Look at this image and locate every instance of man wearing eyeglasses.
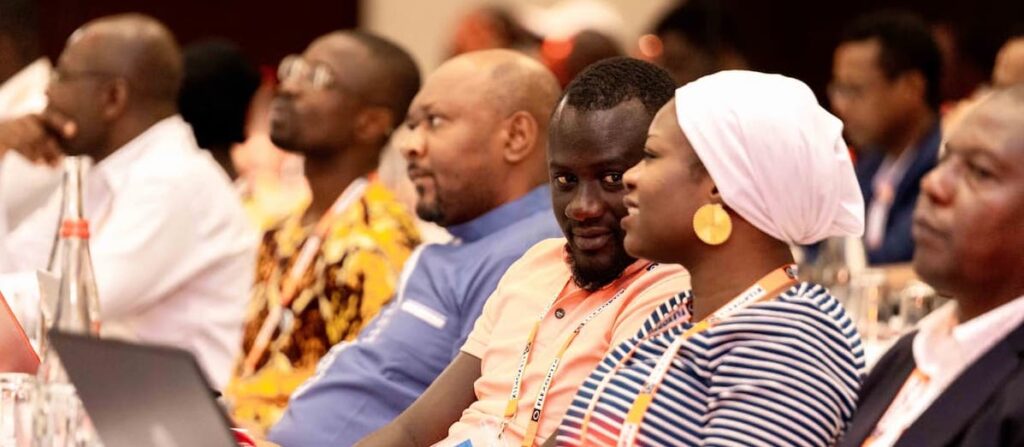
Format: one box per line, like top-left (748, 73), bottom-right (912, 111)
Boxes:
top-left (265, 49), bottom-right (565, 447)
top-left (224, 31), bottom-right (423, 435)
top-left (829, 11), bottom-right (942, 265)
top-left (0, 14), bottom-right (257, 388)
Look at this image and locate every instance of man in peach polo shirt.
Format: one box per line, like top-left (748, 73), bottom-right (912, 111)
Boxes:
top-left (357, 58), bottom-right (689, 446)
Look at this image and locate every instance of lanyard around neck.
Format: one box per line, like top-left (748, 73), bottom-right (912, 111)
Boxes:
top-left (501, 264), bottom-right (652, 447)
top-left (280, 177), bottom-right (370, 306)
top-left (240, 177), bottom-right (369, 377)
top-left (576, 264), bottom-right (798, 446)
top-left (861, 368), bottom-right (930, 447)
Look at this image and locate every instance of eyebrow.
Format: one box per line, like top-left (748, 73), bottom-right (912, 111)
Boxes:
top-left (943, 142), bottom-right (1007, 166)
top-left (548, 158), bottom-right (634, 170)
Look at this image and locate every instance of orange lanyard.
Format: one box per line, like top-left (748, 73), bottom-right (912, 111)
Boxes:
top-left (241, 177), bottom-right (370, 377)
top-left (861, 368), bottom-right (931, 447)
top-left (501, 265), bottom-right (652, 447)
top-left (577, 265), bottom-right (798, 446)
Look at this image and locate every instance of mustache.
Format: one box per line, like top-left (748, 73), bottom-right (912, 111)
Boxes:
top-left (563, 221), bottom-right (624, 238)
top-left (270, 96), bottom-right (295, 114)
top-left (406, 164), bottom-right (430, 176)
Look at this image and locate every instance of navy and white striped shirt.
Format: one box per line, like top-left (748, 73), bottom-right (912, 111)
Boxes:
top-left (556, 283), bottom-right (865, 447)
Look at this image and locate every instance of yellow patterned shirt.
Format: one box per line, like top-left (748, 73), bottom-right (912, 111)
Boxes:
top-left (226, 179), bottom-right (420, 434)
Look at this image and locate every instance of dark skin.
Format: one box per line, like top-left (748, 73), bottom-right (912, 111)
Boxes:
top-left (830, 39), bottom-right (936, 156)
top-left (357, 49), bottom-right (559, 447)
top-left (542, 99), bottom-right (841, 446)
top-left (540, 100), bottom-right (652, 447)
top-left (269, 32), bottom-right (394, 224)
top-left (622, 99), bottom-right (793, 321)
top-left (912, 88), bottom-right (1024, 323)
top-left (0, 114), bottom-right (70, 165)
top-left (399, 49), bottom-right (556, 227)
top-left (548, 98), bottom-right (647, 291)
top-left (357, 85), bottom-right (653, 447)
top-left (0, 14), bottom-right (181, 165)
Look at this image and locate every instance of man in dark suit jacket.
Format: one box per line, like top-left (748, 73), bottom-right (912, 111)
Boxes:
top-left (829, 12), bottom-right (942, 265)
top-left (853, 124), bottom-right (940, 264)
top-left (840, 85), bottom-right (1024, 447)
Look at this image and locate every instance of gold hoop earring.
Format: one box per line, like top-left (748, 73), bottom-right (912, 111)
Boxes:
top-left (693, 203), bottom-right (732, 246)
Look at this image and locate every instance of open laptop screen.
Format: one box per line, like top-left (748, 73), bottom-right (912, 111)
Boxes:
top-left (47, 331), bottom-right (236, 447)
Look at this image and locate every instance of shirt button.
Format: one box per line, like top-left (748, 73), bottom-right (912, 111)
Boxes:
top-left (554, 308), bottom-right (566, 319)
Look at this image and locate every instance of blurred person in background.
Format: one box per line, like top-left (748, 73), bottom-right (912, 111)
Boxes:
top-left (830, 11), bottom-right (942, 265)
top-left (179, 38), bottom-right (261, 181)
top-left (543, 29), bottom-right (623, 87)
top-left (268, 48), bottom-right (564, 447)
top-left (0, 0), bottom-right (61, 234)
top-left (448, 5), bottom-right (539, 58)
top-left (942, 26), bottom-right (1024, 136)
top-left (0, 14), bottom-right (256, 389)
top-left (840, 84), bottom-right (1024, 447)
top-left (226, 30), bottom-right (422, 434)
top-left (649, 0), bottom-right (748, 86)
top-left (993, 28), bottom-right (1024, 88)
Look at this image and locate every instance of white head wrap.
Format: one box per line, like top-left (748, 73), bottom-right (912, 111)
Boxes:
top-left (674, 70), bottom-right (865, 245)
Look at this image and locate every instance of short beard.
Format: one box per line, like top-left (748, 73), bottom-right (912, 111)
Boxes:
top-left (415, 201), bottom-right (446, 225)
top-left (564, 242), bottom-right (636, 292)
top-left (414, 181), bottom-right (446, 225)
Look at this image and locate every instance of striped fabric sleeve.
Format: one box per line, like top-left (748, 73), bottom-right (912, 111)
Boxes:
top-left (702, 289), bottom-right (863, 447)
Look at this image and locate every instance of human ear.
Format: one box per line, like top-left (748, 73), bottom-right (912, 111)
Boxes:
top-left (502, 110), bottom-right (538, 164)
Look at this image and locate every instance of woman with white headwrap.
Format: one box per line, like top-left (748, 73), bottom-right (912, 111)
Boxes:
top-left (548, 71), bottom-right (867, 447)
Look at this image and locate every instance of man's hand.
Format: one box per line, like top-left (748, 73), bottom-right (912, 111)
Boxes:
top-left (0, 113), bottom-right (76, 166)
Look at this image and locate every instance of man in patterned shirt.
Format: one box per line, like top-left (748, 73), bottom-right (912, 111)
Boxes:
top-left (225, 31), bottom-right (422, 434)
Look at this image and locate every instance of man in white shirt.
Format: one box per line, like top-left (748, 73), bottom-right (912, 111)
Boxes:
top-left (841, 84), bottom-right (1024, 447)
top-left (0, 14), bottom-right (256, 389)
top-left (0, 0), bottom-right (60, 232)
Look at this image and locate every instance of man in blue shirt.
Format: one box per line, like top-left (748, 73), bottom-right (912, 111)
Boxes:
top-left (267, 49), bottom-right (563, 446)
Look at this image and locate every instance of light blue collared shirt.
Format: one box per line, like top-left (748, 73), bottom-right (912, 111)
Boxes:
top-left (268, 186), bottom-right (561, 446)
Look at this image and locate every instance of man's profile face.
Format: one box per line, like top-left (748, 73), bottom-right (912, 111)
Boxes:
top-left (45, 30), bottom-right (110, 157)
top-left (912, 95), bottom-right (1024, 297)
top-left (269, 36), bottom-right (365, 155)
top-left (829, 39), bottom-right (910, 150)
top-left (399, 63), bottom-right (504, 227)
top-left (548, 99), bottom-right (649, 290)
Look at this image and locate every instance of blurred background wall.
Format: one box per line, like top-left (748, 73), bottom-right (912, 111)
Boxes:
top-left (34, 0), bottom-right (1022, 105)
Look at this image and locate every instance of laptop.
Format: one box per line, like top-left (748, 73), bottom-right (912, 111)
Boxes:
top-left (0, 291), bottom-right (40, 373)
top-left (47, 331), bottom-right (238, 447)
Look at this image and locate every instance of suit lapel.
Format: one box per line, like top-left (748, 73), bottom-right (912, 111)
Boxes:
top-left (892, 124), bottom-right (940, 208)
top-left (895, 322), bottom-right (1024, 447)
top-left (841, 335), bottom-right (917, 446)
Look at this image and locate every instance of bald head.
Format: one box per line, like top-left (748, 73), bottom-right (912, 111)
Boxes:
top-left (44, 14), bottom-right (182, 161)
top-left (437, 49), bottom-right (561, 136)
top-left (400, 49), bottom-right (560, 226)
top-left (68, 14), bottom-right (182, 104)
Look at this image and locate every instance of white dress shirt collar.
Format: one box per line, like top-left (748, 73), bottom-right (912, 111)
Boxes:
top-left (91, 115), bottom-right (195, 194)
top-left (914, 293), bottom-right (1024, 383)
